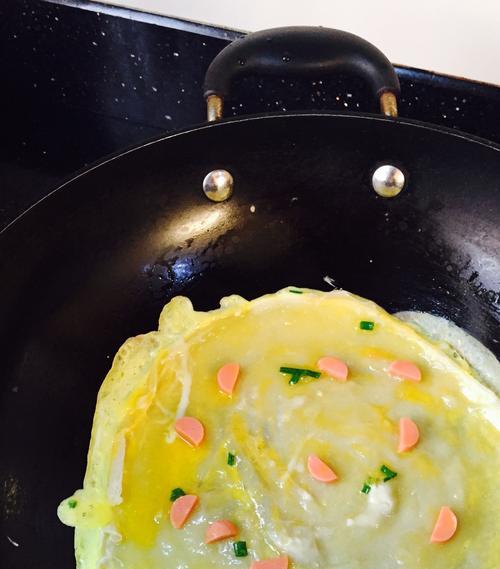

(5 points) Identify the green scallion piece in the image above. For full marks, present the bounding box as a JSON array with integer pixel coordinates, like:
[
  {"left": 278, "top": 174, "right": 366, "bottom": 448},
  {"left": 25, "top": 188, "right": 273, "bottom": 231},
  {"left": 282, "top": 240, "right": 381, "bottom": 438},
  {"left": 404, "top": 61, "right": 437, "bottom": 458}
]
[
  {"left": 227, "top": 452, "right": 236, "bottom": 466},
  {"left": 280, "top": 366, "right": 321, "bottom": 385},
  {"left": 289, "top": 288, "right": 303, "bottom": 294},
  {"left": 170, "top": 487, "right": 186, "bottom": 502},
  {"left": 68, "top": 499, "right": 78, "bottom": 509},
  {"left": 380, "top": 464, "right": 398, "bottom": 481},
  {"left": 279, "top": 366, "right": 318, "bottom": 376},
  {"left": 360, "top": 320, "right": 375, "bottom": 331},
  {"left": 361, "top": 483, "right": 371, "bottom": 494},
  {"left": 233, "top": 541, "right": 248, "bottom": 557}
]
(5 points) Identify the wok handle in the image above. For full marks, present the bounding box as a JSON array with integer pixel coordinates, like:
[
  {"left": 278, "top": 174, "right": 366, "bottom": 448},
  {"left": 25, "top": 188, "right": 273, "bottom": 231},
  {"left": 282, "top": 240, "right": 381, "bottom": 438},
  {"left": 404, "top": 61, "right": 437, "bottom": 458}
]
[{"left": 203, "top": 26, "right": 400, "bottom": 121}]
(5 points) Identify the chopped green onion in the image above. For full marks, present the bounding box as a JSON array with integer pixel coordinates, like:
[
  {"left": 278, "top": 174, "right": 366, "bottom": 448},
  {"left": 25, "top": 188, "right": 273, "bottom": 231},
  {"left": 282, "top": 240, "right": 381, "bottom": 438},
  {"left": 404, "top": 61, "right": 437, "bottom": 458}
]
[
  {"left": 227, "top": 452, "right": 236, "bottom": 466},
  {"left": 361, "top": 483, "right": 371, "bottom": 494},
  {"left": 380, "top": 464, "right": 398, "bottom": 481},
  {"left": 68, "top": 499, "right": 78, "bottom": 509},
  {"left": 289, "top": 288, "right": 303, "bottom": 294},
  {"left": 169, "top": 487, "right": 186, "bottom": 502},
  {"left": 280, "top": 366, "right": 320, "bottom": 385},
  {"left": 233, "top": 541, "right": 248, "bottom": 557},
  {"left": 360, "top": 320, "right": 375, "bottom": 331},
  {"left": 279, "top": 367, "right": 320, "bottom": 377}
]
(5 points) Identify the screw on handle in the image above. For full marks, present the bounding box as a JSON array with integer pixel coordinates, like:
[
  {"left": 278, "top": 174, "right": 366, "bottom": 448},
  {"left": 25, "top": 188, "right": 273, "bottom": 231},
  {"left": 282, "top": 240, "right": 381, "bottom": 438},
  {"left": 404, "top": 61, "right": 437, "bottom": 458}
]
[{"left": 203, "top": 26, "right": 400, "bottom": 121}]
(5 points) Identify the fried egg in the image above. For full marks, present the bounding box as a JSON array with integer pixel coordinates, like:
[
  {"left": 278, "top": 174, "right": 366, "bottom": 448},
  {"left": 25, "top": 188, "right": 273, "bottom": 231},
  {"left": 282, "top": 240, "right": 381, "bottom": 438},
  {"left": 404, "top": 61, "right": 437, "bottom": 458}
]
[{"left": 58, "top": 288, "right": 500, "bottom": 569}]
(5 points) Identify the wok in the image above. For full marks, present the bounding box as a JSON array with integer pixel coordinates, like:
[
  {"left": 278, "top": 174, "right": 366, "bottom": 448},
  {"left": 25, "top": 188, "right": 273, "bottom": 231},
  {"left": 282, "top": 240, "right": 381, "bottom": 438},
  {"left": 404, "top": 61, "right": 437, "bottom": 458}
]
[{"left": 1, "top": 27, "right": 499, "bottom": 568}]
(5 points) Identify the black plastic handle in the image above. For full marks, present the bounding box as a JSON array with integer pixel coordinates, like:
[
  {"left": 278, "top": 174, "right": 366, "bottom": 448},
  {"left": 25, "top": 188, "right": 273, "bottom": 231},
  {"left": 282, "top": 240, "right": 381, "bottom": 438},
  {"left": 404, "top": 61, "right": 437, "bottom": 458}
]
[{"left": 203, "top": 26, "right": 400, "bottom": 120}]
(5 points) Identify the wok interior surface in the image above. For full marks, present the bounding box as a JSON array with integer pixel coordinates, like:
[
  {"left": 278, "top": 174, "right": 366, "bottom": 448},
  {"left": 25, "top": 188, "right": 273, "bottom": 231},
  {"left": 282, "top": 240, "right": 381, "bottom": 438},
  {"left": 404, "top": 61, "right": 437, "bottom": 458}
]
[{"left": 0, "top": 113, "right": 499, "bottom": 568}]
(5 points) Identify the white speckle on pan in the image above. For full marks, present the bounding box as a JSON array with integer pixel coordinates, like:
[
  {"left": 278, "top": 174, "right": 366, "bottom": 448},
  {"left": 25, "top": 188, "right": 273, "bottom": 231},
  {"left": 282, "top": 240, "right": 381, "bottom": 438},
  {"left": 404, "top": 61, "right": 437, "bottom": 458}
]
[
  {"left": 152, "top": 86, "right": 158, "bottom": 92},
  {"left": 164, "top": 115, "right": 172, "bottom": 120},
  {"left": 323, "top": 275, "right": 337, "bottom": 288},
  {"left": 130, "top": 53, "right": 135, "bottom": 58},
  {"left": 120, "top": 82, "right": 125, "bottom": 88},
  {"left": 92, "top": 41, "right": 97, "bottom": 46},
  {"left": 173, "top": 52, "right": 179, "bottom": 57},
  {"left": 7, "top": 536, "right": 19, "bottom": 547},
  {"left": 250, "top": 205, "right": 256, "bottom": 213},
  {"left": 101, "top": 31, "right": 106, "bottom": 36}
]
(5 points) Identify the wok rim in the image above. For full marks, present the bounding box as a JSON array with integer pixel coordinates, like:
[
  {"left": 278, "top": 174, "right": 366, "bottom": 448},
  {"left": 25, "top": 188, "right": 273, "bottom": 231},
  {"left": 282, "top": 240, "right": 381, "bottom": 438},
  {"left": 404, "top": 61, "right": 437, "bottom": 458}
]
[{"left": 2, "top": 110, "right": 500, "bottom": 236}]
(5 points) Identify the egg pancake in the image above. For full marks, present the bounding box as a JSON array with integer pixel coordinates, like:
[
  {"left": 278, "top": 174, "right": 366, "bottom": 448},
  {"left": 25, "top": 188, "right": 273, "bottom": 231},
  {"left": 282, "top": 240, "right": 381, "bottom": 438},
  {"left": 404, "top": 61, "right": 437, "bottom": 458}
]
[{"left": 58, "top": 288, "right": 500, "bottom": 569}]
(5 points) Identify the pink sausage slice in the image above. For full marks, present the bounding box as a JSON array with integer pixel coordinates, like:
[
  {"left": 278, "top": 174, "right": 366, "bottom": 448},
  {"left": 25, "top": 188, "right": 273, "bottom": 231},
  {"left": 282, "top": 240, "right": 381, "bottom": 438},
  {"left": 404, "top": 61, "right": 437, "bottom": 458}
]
[
  {"left": 175, "top": 416, "right": 205, "bottom": 447},
  {"left": 398, "top": 417, "right": 420, "bottom": 452},
  {"left": 388, "top": 360, "right": 422, "bottom": 382},
  {"left": 317, "top": 356, "right": 349, "bottom": 381},
  {"left": 307, "top": 454, "right": 338, "bottom": 482},
  {"left": 430, "top": 506, "right": 458, "bottom": 543},
  {"left": 250, "top": 556, "right": 289, "bottom": 569},
  {"left": 205, "top": 520, "right": 238, "bottom": 544},
  {"left": 170, "top": 494, "right": 198, "bottom": 529},
  {"left": 217, "top": 363, "right": 240, "bottom": 395}
]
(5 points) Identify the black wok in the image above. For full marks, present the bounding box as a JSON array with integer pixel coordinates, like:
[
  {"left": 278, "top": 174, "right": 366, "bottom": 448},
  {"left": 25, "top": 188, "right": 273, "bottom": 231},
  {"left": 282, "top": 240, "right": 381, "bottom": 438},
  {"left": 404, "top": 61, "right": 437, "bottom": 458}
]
[{"left": 1, "top": 27, "right": 499, "bottom": 569}]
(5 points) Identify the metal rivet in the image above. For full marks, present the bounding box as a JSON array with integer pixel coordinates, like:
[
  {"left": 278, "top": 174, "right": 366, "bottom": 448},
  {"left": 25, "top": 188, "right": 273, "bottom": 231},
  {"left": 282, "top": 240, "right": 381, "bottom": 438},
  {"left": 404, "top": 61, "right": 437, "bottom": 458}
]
[
  {"left": 372, "top": 165, "right": 405, "bottom": 198},
  {"left": 202, "top": 169, "right": 234, "bottom": 202}
]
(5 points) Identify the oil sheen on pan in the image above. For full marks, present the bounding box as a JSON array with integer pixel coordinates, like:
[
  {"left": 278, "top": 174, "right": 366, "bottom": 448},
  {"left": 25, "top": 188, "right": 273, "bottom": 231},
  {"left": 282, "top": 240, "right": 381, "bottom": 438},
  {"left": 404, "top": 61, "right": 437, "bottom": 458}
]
[{"left": 58, "top": 288, "right": 500, "bottom": 569}]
